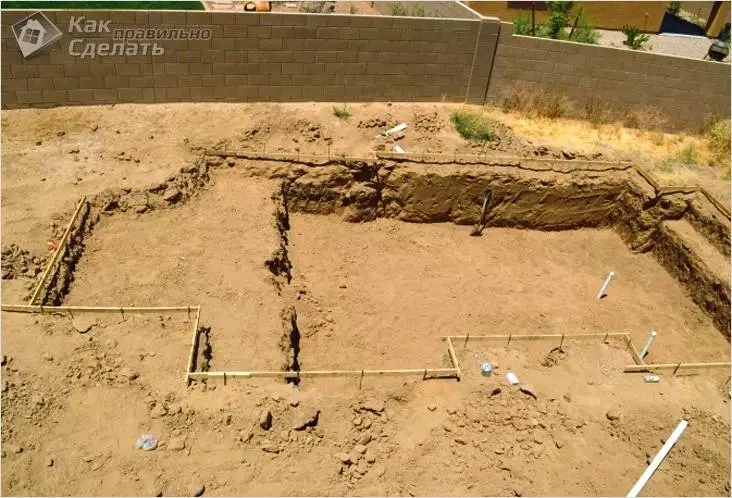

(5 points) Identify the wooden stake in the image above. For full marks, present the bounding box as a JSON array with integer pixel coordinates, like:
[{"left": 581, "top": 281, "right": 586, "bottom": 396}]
[
  {"left": 447, "top": 337, "right": 461, "bottom": 379},
  {"left": 185, "top": 305, "right": 202, "bottom": 385},
  {"left": 29, "top": 197, "right": 87, "bottom": 305},
  {"left": 625, "top": 335, "right": 645, "bottom": 366}
]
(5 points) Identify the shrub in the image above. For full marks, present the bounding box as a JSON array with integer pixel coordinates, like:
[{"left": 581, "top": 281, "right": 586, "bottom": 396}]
[
  {"left": 332, "top": 103, "right": 350, "bottom": 121},
  {"left": 300, "top": 1, "right": 328, "bottom": 13},
  {"left": 623, "top": 106, "right": 667, "bottom": 130},
  {"left": 677, "top": 143, "right": 698, "bottom": 165},
  {"left": 513, "top": 13, "right": 532, "bottom": 35},
  {"left": 622, "top": 24, "right": 650, "bottom": 50},
  {"left": 666, "top": 1, "right": 681, "bottom": 15},
  {"left": 450, "top": 110, "right": 498, "bottom": 141},
  {"left": 502, "top": 84, "right": 568, "bottom": 119},
  {"left": 513, "top": 1, "right": 598, "bottom": 44},
  {"left": 546, "top": 1, "right": 574, "bottom": 39},
  {"left": 501, "top": 84, "right": 536, "bottom": 113},
  {"left": 584, "top": 95, "right": 610, "bottom": 124},
  {"left": 535, "top": 89, "right": 569, "bottom": 119},
  {"left": 704, "top": 115, "right": 731, "bottom": 167},
  {"left": 390, "top": 2, "right": 426, "bottom": 17},
  {"left": 569, "top": 14, "right": 600, "bottom": 44}
]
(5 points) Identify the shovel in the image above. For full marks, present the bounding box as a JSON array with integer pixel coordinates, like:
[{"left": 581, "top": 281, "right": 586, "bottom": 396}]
[{"left": 470, "top": 187, "right": 493, "bottom": 237}]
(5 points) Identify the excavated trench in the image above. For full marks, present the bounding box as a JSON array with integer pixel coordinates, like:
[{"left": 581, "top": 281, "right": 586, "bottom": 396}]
[
  {"left": 22, "top": 154, "right": 731, "bottom": 381},
  {"left": 249, "top": 155, "right": 730, "bottom": 343}
]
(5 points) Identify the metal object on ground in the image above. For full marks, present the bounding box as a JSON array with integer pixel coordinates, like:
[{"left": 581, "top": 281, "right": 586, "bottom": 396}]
[
  {"left": 470, "top": 187, "right": 493, "bottom": 236},
  {"left": 481, "top": 362, "right": 493, "bottom": 377},
  {"left": 707, "top": 39, "right": 729, "bottom": 61},
  {"left": 506, "top": 371, "right": 519, "bottom": 385},
  {"left": 135, "top": 434, "right": 158, "bottom": 451}
]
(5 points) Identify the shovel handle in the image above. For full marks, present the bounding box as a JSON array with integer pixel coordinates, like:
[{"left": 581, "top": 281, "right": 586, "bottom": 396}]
[{"left": 478, "top": 188, "right": 492, "bottom": 226}]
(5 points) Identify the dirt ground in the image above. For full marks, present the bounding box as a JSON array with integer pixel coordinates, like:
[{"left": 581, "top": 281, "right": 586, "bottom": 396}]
[
  {"left": 61, "top": 172, "right": 286, "bottom": 372},
  {"left": 289, "top": 215, "right": 729, "bottom": 369},
  {"left": 1, "top": 103, "right": 728, "bottom": 254},
  {"left": 1, "top": 102, "right": 731, "bottom": 496}
]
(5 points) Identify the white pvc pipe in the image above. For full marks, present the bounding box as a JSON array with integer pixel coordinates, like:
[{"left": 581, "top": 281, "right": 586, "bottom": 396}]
[
  {"left": 639, "top": 330, "right": 657, "bottom": 358},
  {"left": 626, "top": 419, "right": 688, "bottom": 498},
  {"left": 385, "top": 123, "right": 407, "bottom": 136},
  {"left": 597, "top": 271, "right": 615, "bottom": 300}
]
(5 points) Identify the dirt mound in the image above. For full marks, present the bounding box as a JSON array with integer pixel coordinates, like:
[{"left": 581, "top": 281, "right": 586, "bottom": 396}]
[
  {"left": 532, "top": 145, "right": 604, "bottom": 161},
  {"left": 413, "top": 112, "right": 443, "bottom": 134},
  {"left": 459, "top": 120, "right": 532, "bottom": 154},
  {"left": 236, "top": 125, "right": 273, "bottom": 151},
  {"left": 357, "top": 118, "right": 390, "bottom": 130},
  {"left": 291, "top": 120, "right": 332, "bottom": 145},
  {"left": 541, "top": 347, "right": 568, "bottom": 368},
  {"left": 336, "top": 398, "right": 396, "bottom": 485},
  {"left": 1, "top": 244, "right": 46, "bottom": 281}
]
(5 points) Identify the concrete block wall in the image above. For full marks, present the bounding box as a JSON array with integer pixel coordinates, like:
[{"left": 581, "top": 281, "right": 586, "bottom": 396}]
[
  {"left": 0, "top": 9, "right": 482, "bottom": 107},
  {"left": 2, "top": 9, "right": 730, "bottom": 132},
  {"left": 466, "top": 17, "right": 499, "bottom": 103},
  {"left": 487, "top": 22, "right": 732, "bottom": 130}
]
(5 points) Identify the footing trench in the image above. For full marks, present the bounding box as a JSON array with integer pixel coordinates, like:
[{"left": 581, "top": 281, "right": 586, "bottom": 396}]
[{"left": 2, "top": 152, "right": 729, "bottom": 385}]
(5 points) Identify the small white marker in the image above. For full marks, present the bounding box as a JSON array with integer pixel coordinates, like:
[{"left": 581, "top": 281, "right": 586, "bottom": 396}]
[
  {"left": 394, "top": 145, "right": 406, "bottom": 154},
  {"left": 639, "top": 330, "right": 657, "bottom": 358},
  {"left": 384, "top": 123, "right": 407, "bottom": 136},
  {"left": 506, "top": 372, "right": 519, "bottom": 385},
  {"left": 597, "top": 271, "right": 615, "bottom": 300}
]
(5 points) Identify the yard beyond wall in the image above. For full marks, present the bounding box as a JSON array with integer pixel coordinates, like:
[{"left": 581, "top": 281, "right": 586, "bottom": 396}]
[{"left": 1, "top": 8, "right": 730, "bottom": 131}]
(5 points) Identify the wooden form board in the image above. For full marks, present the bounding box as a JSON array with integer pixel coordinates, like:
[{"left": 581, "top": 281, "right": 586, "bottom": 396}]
[
  {"left": 446, "top": 332, "right": 630, "bottom": 346},
  {"left": 624, "top": 362, "right": 731, "bottom": 374},
  {"left": 187, "top": 368, "right": 459, "bottom": 381},
  {"left": 185, "top": 305, "right": 202, "bottom": 385},
  {"left": 625, "top": 335, "right": 645, "bottom": 366},
  {"left": 29, "top": 197, "right": 87, "bottom": 305},
  {"left": 2, "top": 304, "right": 196, "bottom": 313}
]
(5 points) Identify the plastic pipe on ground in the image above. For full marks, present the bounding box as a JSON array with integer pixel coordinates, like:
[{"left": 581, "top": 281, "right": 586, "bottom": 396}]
[
  {"left": 626, "top": 419, "right": 688, "bottom": 497},
  {"left": 597, "top": 271, "right": 615, "bottom": 300},
  {"left": 639, "top": 330, "right": 657, "bottom": 358}
]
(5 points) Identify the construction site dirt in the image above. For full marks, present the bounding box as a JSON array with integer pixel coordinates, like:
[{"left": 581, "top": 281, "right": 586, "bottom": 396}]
[{"left": 2, "top": 102, "right": 730, "bottom": 496}]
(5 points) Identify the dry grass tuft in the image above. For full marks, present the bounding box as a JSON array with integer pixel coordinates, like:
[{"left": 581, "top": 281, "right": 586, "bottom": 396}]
[
  {"left": 584, "top": 96, "right": 612, "bottom": 125},
  {"left": 622, "top": 106, "right": 668, "bottom": 131},
  {"left": 501, "top": 83, "right": 569, "bottom": 119}
]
